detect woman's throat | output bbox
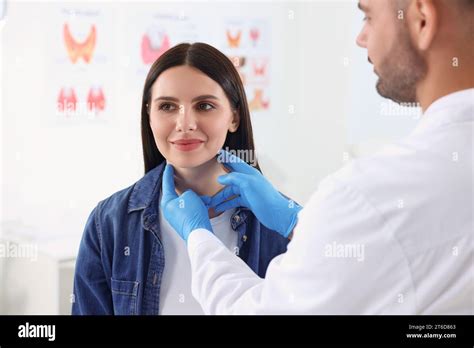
[172,160,230,218]
[173,173,225,197]
[172,160,229,196]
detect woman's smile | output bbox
[170,138,205,152]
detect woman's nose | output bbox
[175,105,197,132]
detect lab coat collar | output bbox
[411,88,474,136]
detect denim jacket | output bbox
[72,162,289,315]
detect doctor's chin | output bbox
[0,0,472,346]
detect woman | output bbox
[72,42,290,315]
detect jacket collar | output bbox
[128,162,166,213]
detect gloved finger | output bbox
[161,164,178,205]
[182,189,198,199]
[217,149,259,175]
[182,189,206,209]
[209,185,240,208]
[200,195,212,206]
[214,196,243,213]
[216,172,250,188]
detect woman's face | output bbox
[148,65,240,169]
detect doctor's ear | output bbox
[410,0,438,51]
[228,109,240,133]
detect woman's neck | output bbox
[171,157,229,218]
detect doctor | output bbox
[160,0,474,314]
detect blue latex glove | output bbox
[160,163,213,242]
[208,150,302,238]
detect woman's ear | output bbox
[228,109,240,133]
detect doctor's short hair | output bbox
[396,0,474,7]
[396,0,474,15]
[140,42,261,174]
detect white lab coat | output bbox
[187,89,474,314]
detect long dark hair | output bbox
[141,42,260,174]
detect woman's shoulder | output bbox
[96,183,136,214]
[95,163,165,217]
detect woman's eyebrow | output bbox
[191,95,219,102]
[153,95,219,103]
[154,96,179,103]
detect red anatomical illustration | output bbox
[57,87,78,112]
[141,32,171,65]
[63,23,97,64]
[87,87,106,112]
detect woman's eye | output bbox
[159,103,176,112]
[197,103,215,111]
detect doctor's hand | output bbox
[209,150,302,238]
[160,164,213,242]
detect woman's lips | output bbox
[170,139,204,152]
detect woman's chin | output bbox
[167,153,216,169]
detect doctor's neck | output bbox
[415,4,474,113]
[416,53,474,113]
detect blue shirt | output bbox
[72,163,289,315]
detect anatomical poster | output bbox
[45,5,115,123]
[218,17,272,112]
[45,4,272,124]
[123,9,272,114]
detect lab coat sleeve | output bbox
[187,176,415,314]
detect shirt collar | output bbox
[411,88,474,135]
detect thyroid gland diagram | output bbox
[87,87,106,112]
[141,30,171,65]
[57,87,78,112]
[252,60,267,77]
[249,89,270,111]
[63,23,97,64]
[249,28,260,46]
[57,87,106,113]
[226,30,242,48]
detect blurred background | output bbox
[0,0,420,314]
